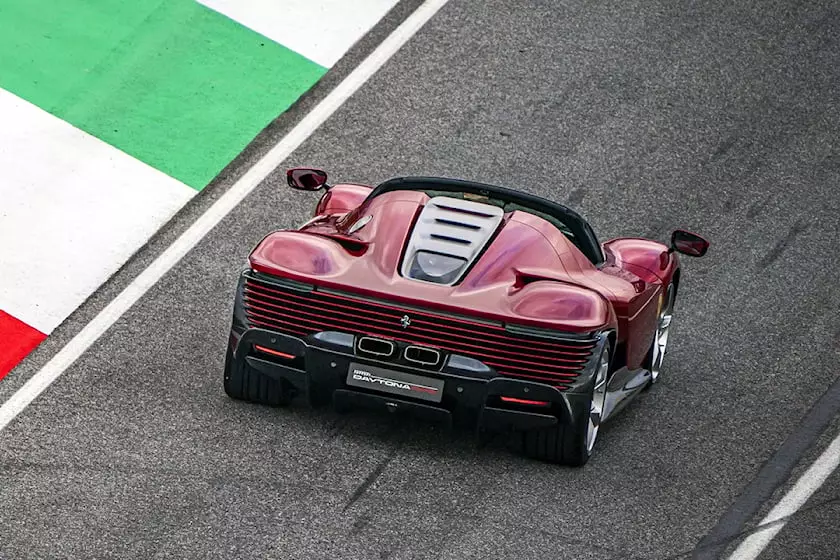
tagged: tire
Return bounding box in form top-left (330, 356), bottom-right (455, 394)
top-left (520, 341), bottom-right (611, 466)
top-left (644, 281), bottom-right (676, 387)
top-left (223, 345), bottom-right (294, 406)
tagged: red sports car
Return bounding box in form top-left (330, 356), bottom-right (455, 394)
top-left (223, 168), bottom-right (709, 466)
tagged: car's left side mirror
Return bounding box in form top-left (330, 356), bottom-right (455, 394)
top-left (287, 168), bottom-right (329, 191)
top-left (670, 229), bottom-right (709, 257)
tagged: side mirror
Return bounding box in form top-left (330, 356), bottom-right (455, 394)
top-left (670, 230), bottom-right (709, 257)
top-left (287, 168), bottom-right (328, 191)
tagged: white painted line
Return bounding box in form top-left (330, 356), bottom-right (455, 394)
top-left (0, 0), bottom-right (450, 432)
top-left (197, 0), bottom-right (400, 68)
top-left (727, 430), bottom-right (840, 559)
top-left (0, 88), bottom-right (196, 335)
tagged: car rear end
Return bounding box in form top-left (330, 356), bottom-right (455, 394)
top-left (226, 269), bottom-right (610, 434)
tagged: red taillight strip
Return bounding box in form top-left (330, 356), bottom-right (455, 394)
top-left (254, 345), bottom-right (296, 360)
top-left (500, 396), bottom-right (551, 406)
top-left (243, 293), bottom-right (591, 365)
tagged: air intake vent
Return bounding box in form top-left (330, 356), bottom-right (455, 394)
top-left (434, 218), bottom-right (481, 230)
top-left (401, 196), bottom-right (504, 285)
top-left (241, 272), bottom-right (598, 389)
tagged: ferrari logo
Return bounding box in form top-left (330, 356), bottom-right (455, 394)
top-left (400, 315), bottom-right (411, 329)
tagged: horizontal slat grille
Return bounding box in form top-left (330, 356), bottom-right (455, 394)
top-left (242, 274), bottom-right (597, 387)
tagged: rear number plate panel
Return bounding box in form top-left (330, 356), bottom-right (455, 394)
top-left (346, 362), bottom-right (444, 403)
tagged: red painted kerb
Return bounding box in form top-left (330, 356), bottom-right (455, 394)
top-left (0, 310), bottom-right (46, 380)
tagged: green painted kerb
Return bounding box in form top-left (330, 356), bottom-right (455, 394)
top-left (0, 0), bottom-right (326, 189)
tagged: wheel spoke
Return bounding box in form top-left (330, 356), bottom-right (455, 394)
top-left (649, 284), bottom-right (675, 383)
top-left (585, 347), bottom-right (610, 454)
top-left (586, 405), bottom-right (600, 453)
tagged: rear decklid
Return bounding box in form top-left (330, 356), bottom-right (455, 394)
top-left (248, 190), bottom-right (614, 333)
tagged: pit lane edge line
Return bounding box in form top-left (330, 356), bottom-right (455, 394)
top-left (726, 429), bottom-right (840, 559)
top-left (691, 374), bottom-right (840, 559)
top-left (0, 0), bottom-right (452, 433)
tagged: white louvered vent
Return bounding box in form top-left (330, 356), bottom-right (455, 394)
top-left (400, 196), bottom-right (504, 285)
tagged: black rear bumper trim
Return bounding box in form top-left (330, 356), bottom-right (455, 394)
top-left (232, 327), bottom-right (593, 433)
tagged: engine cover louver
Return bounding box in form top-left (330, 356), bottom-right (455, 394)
top-left (400, 196), bottom-right (504, 285)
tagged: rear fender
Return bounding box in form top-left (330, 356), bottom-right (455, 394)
top-left (508, 278), bottom-right (618, 333)
top-left (603, 237), bottom-right (680, 285)
top-left (315, 183), bottom-right (373, 216)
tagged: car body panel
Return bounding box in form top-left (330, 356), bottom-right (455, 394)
top-left (229, 171), bottom-right (710, 464)
top-left (314, 183), bottom-right (372, 216)
top-left (251, 186), bottom-right (682, 369)
top-left (251, 190), bottom-right (621, 333)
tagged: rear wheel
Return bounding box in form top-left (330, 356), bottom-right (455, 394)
top-left (223, 345), bottom-right (294, 406)
top-left (645, 281), bottom-right (676, 386)
top-left (520, 341), bottom-right (611, 466)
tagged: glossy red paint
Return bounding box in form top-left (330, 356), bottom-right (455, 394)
top-left (251, 190), bottom-right (616, 333)
top-left (603, 238), bottom-right (677, 282)
top-left (251, 174), bottom-right (707, 369)
top-left (315, 183), bottom-right (373, 216)
top-left (598, 238), bottom-right (681, 366)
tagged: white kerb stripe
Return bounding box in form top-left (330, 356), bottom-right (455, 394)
top-left (0, 88), bottom-right (195, 334)
top-left (727, 431), bottom-right (840, 559)
top-left (0, 0), bottom-right (451, 432)
top-left (196, 0), bottom-right (400, 68)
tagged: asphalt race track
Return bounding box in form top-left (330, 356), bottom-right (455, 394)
top-left (2, 0), bottom-right (839, 558)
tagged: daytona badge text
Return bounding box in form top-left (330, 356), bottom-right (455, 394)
top-left (352, 369), bottom-right (412, 390)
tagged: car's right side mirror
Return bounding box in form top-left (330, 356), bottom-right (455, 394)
top-left (670, 230), bottom-right (709, 257)
top-left (287, 168), bottom-right (329, 191)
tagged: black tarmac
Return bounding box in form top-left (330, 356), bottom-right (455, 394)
top-left (1, 0), bottom-right (839, 558)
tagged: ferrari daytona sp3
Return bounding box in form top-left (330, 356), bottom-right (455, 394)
top-left (223, 169), bottom-right (709, 466)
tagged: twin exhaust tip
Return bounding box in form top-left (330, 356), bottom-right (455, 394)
top-left (357, 337), bottom-right (441, 366)
top-left (404, 345), bottom-right (441, 366)
top-left (357, 337), bottom-right (396, 357)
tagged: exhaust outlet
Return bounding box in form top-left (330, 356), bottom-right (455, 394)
top-left (357, 336), bottom-right (396, 357)
top-left (404, 345), bottom-right (441, 366)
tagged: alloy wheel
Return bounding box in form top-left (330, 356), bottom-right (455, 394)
top-left (649, 284), bottom-right (675, 383)
top-left (585, 346), bottom-right (610, 455)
